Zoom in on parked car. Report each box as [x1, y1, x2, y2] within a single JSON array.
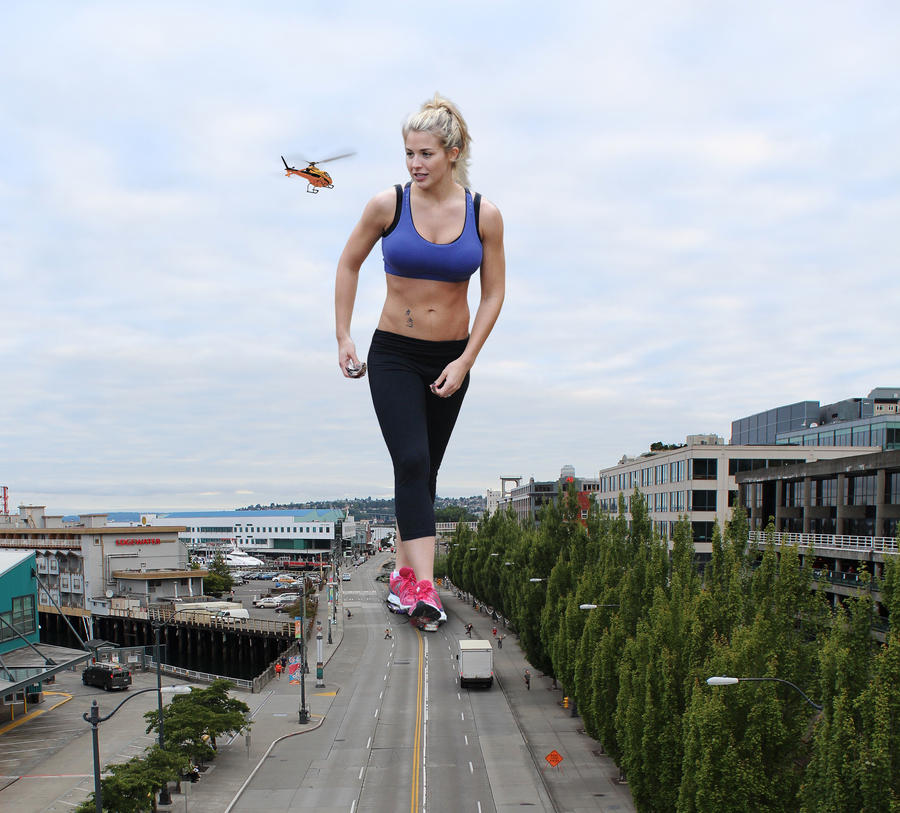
[[82, 662, 132, 691], [342, 573, 352, 581], [253, 596, 281, 608]]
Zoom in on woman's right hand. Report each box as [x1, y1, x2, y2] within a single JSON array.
[[338, 338, 361, 378]]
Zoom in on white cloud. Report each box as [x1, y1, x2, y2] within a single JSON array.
[[1, 0, 898, 513]]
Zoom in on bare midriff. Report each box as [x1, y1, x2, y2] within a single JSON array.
[[378, 274, 471, 341]]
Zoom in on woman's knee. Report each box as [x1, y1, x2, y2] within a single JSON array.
[[394, 447, 430, 484]]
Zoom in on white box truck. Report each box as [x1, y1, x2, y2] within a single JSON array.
[[458, 639, 493, 688]]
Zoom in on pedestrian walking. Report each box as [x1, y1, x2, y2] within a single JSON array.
[[274, 661, 283, 680], [336, 93, 505, 629], [492, 626, 497, 637], [385, 628, 393, 639], [524, 669, 531, 690], [497, 634, 503, 649]]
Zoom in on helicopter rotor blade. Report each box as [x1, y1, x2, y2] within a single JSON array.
[[316, 151, 356, 164]]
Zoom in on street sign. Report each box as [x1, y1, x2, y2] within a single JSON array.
[[545, 749, 564, 768]]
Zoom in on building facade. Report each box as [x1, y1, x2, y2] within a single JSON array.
[[731, 386, 900, 449], [596, 436, 881, 557], [736, 449, 900, 539], [0, 506, 201, 625], [134, 509, 343, 559]]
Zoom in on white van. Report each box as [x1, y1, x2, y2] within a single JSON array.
[[214, 608, 250, 622]]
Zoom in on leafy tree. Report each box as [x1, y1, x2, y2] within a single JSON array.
[[76, 755, 160, 813], [203, 550, 233, 596], [145, 680, 250, 765], [434, 505, 477, 522]]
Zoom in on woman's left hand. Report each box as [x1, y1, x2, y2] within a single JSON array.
[[430, 357, 472, 398]]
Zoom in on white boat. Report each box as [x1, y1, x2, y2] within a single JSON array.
[[224, 546, 265, 568]]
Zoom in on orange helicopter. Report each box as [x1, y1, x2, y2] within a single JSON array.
[[281, 152, 355, 193]]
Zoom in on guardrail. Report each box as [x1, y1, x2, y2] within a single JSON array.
[[109, 606, 293, 636], [147, 657, 253, 691], [749, 531, 899, 555]]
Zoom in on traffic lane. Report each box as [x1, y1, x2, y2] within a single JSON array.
[[231, 574, 410, 812], [427, 625, 497, 813], [437, 597, 555, 813]]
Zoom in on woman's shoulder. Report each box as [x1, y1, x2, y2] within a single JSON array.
[[471, 193, 503, 238], [360, 186, 402, 233]]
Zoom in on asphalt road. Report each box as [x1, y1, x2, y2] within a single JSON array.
[[231, 554, 549, 813], [0, 554, 569, 813]]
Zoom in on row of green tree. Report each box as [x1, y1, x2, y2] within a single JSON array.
[[76, 680, 250, 813], [444, 489, 900, 812]]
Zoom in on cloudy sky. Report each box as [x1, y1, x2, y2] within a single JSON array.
[[2, 1, 898, 514]]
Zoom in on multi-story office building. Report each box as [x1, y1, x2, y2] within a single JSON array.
[[731, 386, 900, 449], [135, 509, 343, 560], [736, 449, 900, 539], [596, 435, 880, 557], [734, 450, 900, 617], [0, 506, 200, 622]]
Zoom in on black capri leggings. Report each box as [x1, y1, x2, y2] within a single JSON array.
[[367, 329, 470, 541]]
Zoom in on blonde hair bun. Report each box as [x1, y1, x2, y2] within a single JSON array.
[[403, 93, 472, 188]]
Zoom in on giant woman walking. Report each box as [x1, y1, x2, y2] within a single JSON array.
[[335, 94, 505, 624]]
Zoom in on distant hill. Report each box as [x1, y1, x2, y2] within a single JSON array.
[[238, 495, 486, 523]]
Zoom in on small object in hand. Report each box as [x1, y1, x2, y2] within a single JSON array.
[[346, 361, 367, 378]]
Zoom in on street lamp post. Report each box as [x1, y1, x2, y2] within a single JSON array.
[[298, 585, 310, 724], [82, 686, 191, 813], [706, 675, 823, 710], [150, 608, 195, 805]]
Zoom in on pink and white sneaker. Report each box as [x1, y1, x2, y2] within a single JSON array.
[[410, 580, 447, 623], [388, 567, 418, 614]]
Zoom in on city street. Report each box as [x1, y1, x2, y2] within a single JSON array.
[[0, 552, 634, 812]]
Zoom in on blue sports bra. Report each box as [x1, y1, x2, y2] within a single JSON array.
[[382, 182, 483, 283]]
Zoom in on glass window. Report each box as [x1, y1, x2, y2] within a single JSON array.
[[890, 473, 900, 505], [691, 458, 717, 480], [691, 521, 715, 542], [690, 490, 717, 511], [847, 475, 877, 506], [852, 427, 871, 446]]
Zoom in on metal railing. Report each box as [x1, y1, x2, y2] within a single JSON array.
[[108, 606, 293, 636], [146, 657, 253, 691], [749, 531, 899, 555]]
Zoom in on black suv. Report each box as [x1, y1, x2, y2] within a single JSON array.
[[82, 662, 133, 691]]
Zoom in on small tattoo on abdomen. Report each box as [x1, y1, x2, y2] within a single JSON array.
[[406, 308, 414, 328]]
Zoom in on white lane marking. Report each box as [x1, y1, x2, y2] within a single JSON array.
[[351, 801, 356, 813], [373, 708, 378, 717], [468, 761, 474, 774], [461, 712, 465, 721], [465, 735, 468, 746], [379, 691, 383, 699], [477, 802, 482, 813], [457, 692, 461, 701], [423, 636, 429, 813], [366, 736, 372, 750], [358, 766, 364, 780]]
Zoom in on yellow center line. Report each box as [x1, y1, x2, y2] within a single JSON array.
[[410, 627, 424, 813]]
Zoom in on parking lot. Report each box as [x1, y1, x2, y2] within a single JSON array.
[[0, 665, 174, 804]]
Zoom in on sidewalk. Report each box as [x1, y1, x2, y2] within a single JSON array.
[[159, 587, 347, 812], [164, 577, 635, 812], [442, 585, 636, 813]]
